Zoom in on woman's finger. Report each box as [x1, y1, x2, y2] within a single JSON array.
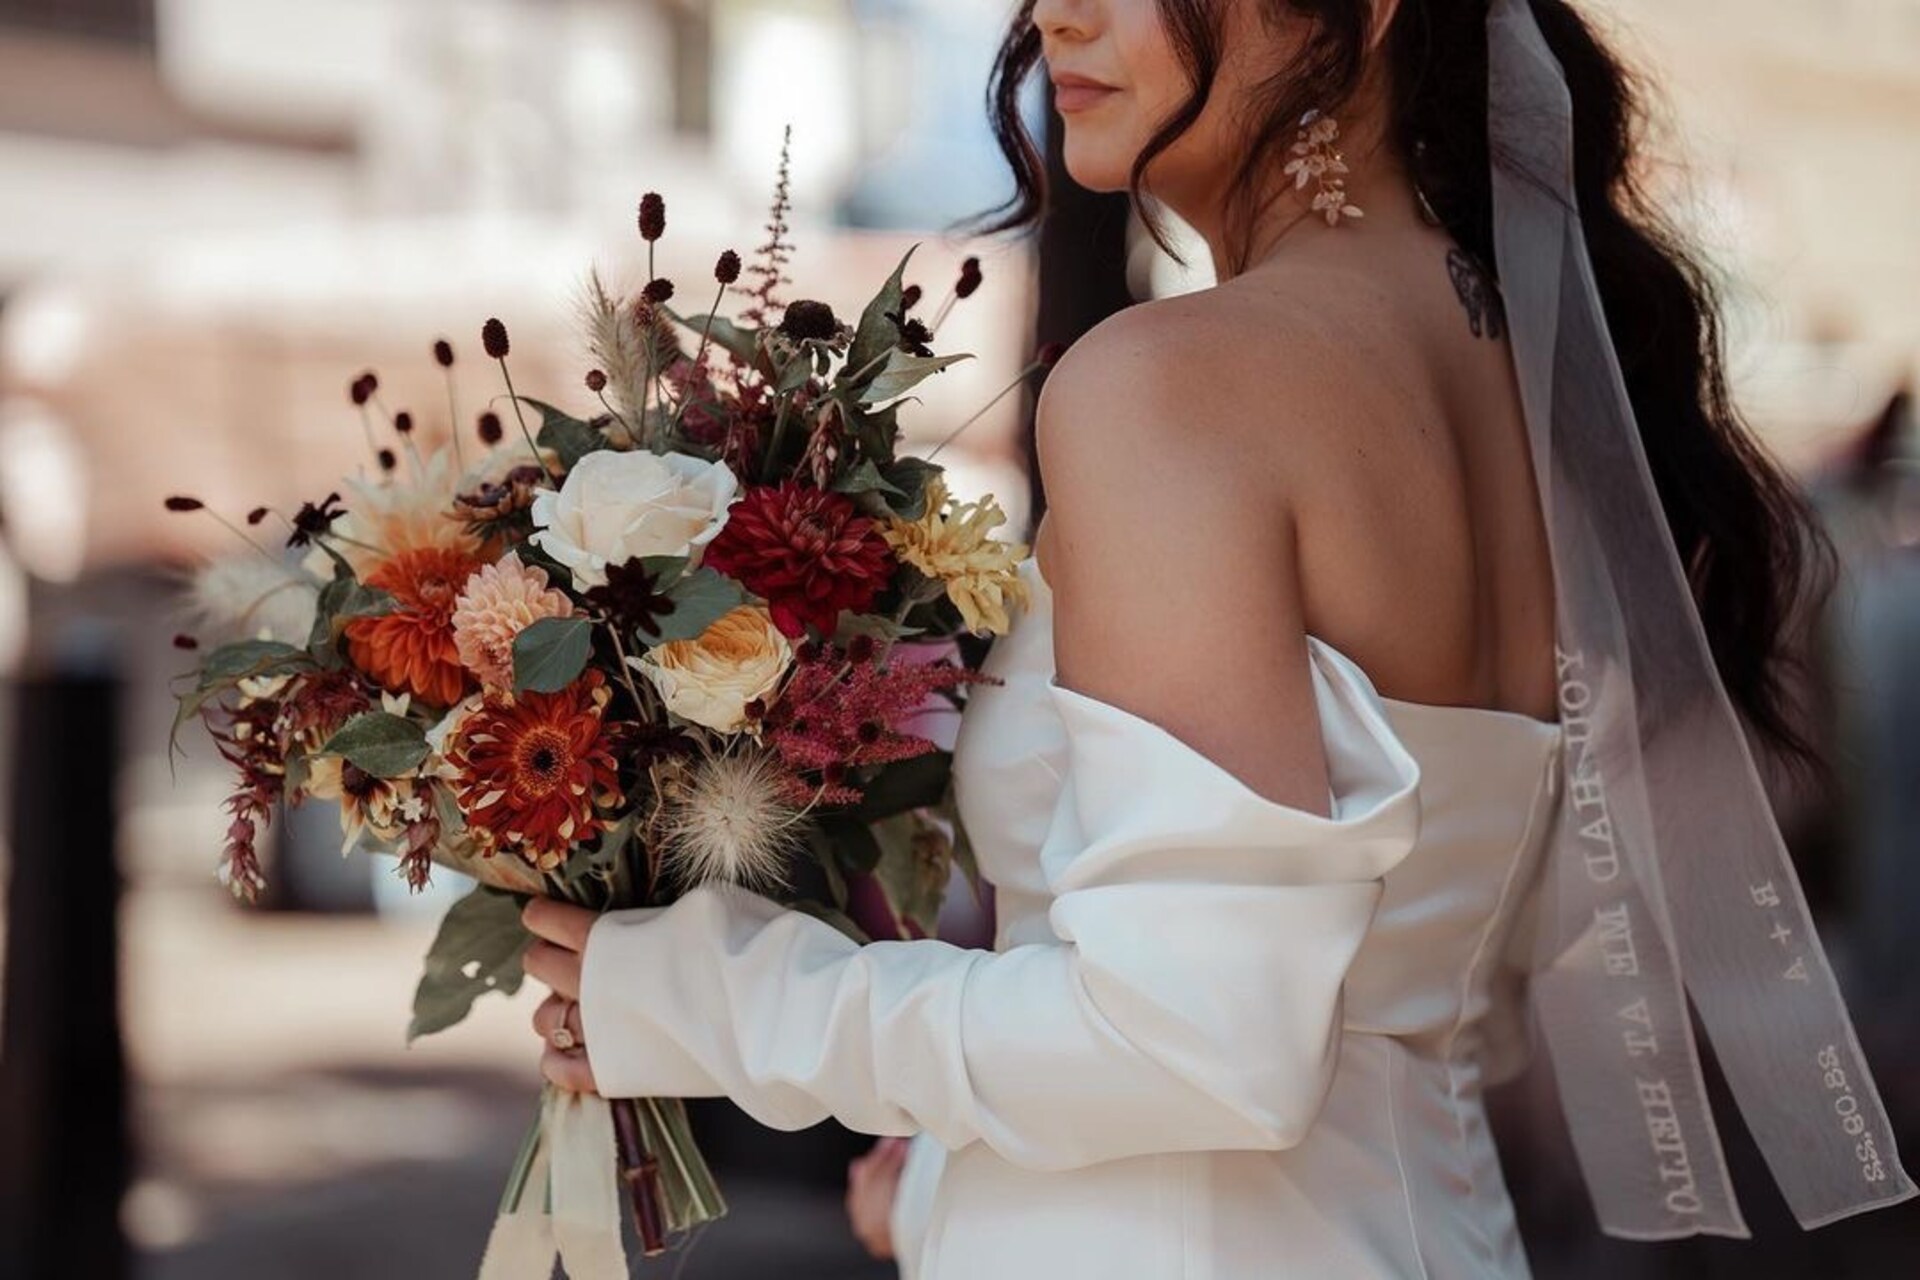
[[542, 1043, 598, 1094], [523, 939, 583, 1001], [531, 991, 585, 1047], [522, 898, 596, 952]]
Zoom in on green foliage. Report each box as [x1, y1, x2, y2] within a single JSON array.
[[169, 639, 315, 759], [856, 350, 973, 406], [830, 458, 909, 502], [512, 616, 593, 694], [868, 811, 952, 940], [643, 567, 752, 645], [321, 712, 429, 778], [877, 456, 942, 521], [516, 396, 604, 471], [307, 548, 397, 657], [844, 244, 919, 386], [855, 750, 952, 823], [407, 884, 532, 1043]]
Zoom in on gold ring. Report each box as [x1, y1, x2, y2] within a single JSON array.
[[549, 1000, 582, 1052]]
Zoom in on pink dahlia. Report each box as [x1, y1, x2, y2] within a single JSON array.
[[451, 552, 574, 694]]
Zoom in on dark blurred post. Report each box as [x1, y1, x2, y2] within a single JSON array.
[[1027, 88, 1137, 522], [0, 656, 130, 1280]]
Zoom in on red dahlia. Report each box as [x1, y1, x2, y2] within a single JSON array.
[[446, 671, 623, 871], [701, 479, 895, 639]]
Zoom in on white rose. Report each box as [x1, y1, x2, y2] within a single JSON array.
[[529, 449, 739, 589], [630, 605, 792, 734]]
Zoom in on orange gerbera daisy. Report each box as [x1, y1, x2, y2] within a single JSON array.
[[345, 544, 486, 707], [445, 671, 623, 870]]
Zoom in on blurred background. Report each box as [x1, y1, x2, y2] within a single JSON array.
[[0, 0, 1915, 1277]]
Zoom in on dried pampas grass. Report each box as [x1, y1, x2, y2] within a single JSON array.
[[188, 554, 319, 645]]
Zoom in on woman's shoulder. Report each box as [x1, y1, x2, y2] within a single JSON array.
[[1035, 281, 1422, 515]]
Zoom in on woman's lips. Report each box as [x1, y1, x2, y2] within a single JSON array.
[[1053, 82, 1118, 112]]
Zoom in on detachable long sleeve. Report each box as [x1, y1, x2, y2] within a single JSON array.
[[578, 644, 1423, 1171]]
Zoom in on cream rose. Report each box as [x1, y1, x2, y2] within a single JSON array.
[[630, 605, 793, 733], [529, 449, 739, 589]]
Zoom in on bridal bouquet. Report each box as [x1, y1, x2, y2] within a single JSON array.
[[169, 136, 1049, 1270]]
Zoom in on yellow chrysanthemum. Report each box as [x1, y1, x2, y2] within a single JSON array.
[[880, 475, 1031, 635]]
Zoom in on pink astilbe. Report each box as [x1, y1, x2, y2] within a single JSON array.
[[761, 637, 998, 807], [735, 124, 795, 333]]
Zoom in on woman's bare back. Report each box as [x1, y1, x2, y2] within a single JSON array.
[[1038, 224, 1559, 725]]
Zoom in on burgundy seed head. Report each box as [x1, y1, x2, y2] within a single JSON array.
[[642, 277, 675, 305], [585, 369, 608, 393], [714, 249, 741, 284], [173, 633, 199, 650], [637, 192, 666, 242], [164, 495, 205, 512], [246, 506, 269, 525], [900, 283, 923, 310], [955, 256, 983, 299], [377, 448, 398, 472], [856, 720, 883, 745], [433, 339, 455, 367], [477, 412, 504, 445], [394, 410, 414, 434], [481, 318, 510, 360], [350, 373, 376, 406]]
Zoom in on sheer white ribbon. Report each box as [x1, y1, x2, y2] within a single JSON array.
[[1487, 0, 1915, 1237]]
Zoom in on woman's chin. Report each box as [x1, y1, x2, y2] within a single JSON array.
[[1059, 145, 1134, 196]]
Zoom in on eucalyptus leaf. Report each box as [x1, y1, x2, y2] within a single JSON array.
[[407, 884, 533, 1043], [322, 712, 429, 778], [644, 568, 750, 644], [512, 616, 593, 694], [639, 554, 690, 591], [856, 350, 973, 406]]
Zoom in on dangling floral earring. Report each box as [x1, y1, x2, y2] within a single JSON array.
[[1284, 109, 1365, 227]]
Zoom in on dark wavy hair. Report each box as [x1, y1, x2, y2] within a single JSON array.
[[955, 0, 1838, 782]]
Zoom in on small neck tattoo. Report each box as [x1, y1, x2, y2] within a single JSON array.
[[1447, 248, 1507, 341]]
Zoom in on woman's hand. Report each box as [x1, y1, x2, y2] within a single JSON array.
[[844, 1134, 911, 1260], [522, 897, 601, 1095]]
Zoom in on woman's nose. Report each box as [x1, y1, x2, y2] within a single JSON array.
[[1032, 0, 1099, 42]]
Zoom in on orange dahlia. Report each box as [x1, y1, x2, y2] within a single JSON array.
[[345, 544, 486, 707], [445, 671, 623, 870]]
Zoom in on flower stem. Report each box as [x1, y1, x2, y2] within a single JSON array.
[[927, 358, 1046, 461], [442, 368, 465, 471], [611, 1096, 669, 1256], [594, 387, 639, 449], [493, 360, 560, 484], [666, 282, 728, 442]]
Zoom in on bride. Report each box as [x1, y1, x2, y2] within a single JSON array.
[[519, 0, 1913, 1275]]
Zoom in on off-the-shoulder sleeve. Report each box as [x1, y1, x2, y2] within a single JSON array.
[[577, 640, 1423, 1171]]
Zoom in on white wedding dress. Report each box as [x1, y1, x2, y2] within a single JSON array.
[[579, 550, 1568, 1278]]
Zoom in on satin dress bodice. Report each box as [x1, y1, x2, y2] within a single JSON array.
[[890, 553, 1567, 1279]]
